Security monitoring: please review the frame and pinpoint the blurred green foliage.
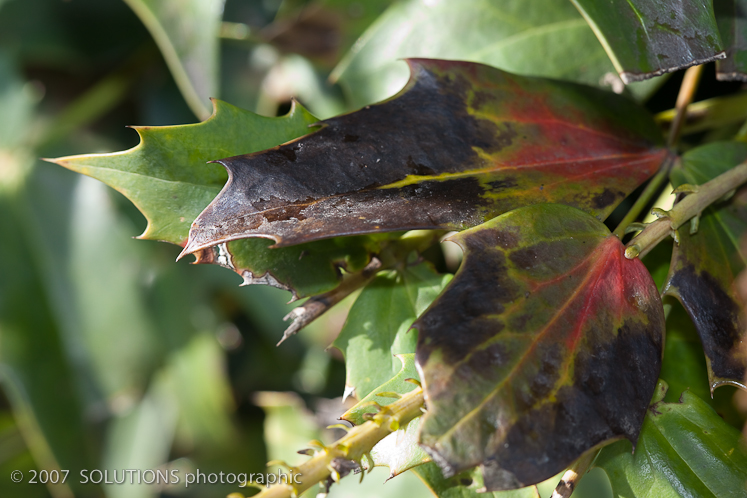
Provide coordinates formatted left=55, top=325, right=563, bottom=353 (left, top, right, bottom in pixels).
left=1, top=1, right=744, bottom=498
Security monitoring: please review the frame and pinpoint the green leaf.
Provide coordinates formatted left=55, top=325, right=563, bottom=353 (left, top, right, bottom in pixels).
left=331, top=0, right=638, bottom=110
left=342, top=354, right=421, bottom=425
left=663, top=141, right=747, bottom=390
left=369, top=417, right=432, bottom=478
left=183, top=59, right=666, bottom=254
left=715, top=0, right=747, bottom=81
left=415, top=203, right=665, bottom=491
left=52, top=100, right=377, bottom=298
left=333, top=264, right=451, bottom=403
left=123, top=0, right=225, bottom=119
left=570, top=0, right=725, bottom=83
left=413, top=462, right=540, bottom=498
left=595, top=380, right=747, bottom=498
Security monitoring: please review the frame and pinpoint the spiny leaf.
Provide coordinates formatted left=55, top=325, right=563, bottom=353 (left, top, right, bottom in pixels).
left=414, top=203, right=664, bottom=491
left=594, top=380, right=747, bottom=498
left=330, top=0, right=651, bottom=109
left=570, top=0, right=725, bottom=83
left=715, top=0, right=747, bottom=81
left=183, top=59, right=666, bottom=255
left=123, top=0, right=225, bottom=119
left=51, top=100, right=386, bottom=298
left=663, top=142, right=747, bottom=391
left=413, top=462, right=540, bottom=498
left=333, top=264, right=451, bottom=403
left=368, top=417, right=431, bottom=478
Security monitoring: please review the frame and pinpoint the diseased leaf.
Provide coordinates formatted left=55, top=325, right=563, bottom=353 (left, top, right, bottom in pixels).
left=414, top=203, right=665, bottom=490
left=663, top=142, right=747, bottom=390
left=595, top=380, right=747, bottom=498
left=571, top=0, right=725, bottom=83
left=52, top=100, right=383, bottom=298
left=334, top=264, right=451, bottom=403
left=123, top=0, right=225, bottom=119
left=715, top=0, right=747, bottom=81
left=413, top=462, right=540, bottom=498
left=330, top=0, right=658, bottom=110
left=183, top=59, right=666, bottom=255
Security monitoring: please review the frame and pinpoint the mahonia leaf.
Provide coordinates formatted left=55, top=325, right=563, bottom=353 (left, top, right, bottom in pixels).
left=715, top=0, right=747, bottom=81
left=414, top=203, right=664, bottom=491
left=181, top=59, right=666, bottom=256
left=51, top=100, right=386, bottom=298
left=333, top=263, right=451, bottom=402
left=594, top=380, right=747, bottom=497
left=571, top=0, right=725, bottom=83
left=413, top=462, right=540, bottom=498
left=663, top=142, right=747, bottom=391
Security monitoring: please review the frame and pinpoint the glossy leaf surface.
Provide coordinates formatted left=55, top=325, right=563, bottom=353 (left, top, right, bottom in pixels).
left=571, top=0, right=724, bottom=83
left=663, top=142, right=747, bottom=390
left=183, top=59, right=666, bottom=255
left=52, top=100, right=382, bottom=298
left=595, top=380, right=747, bottom=498
left=123, top=0, right=225, bottom=119
left=715, top=0, right=747, bottom=81
left=334, top=264, right=451, bottom=402
left=415, top=204, right=665, bottom=490
left=331, top=0, right=641, bottom=110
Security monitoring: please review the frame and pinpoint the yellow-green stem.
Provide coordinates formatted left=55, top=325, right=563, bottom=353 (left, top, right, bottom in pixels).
left=667, top=64, right=704, bottom=148
left=612, top=156, right=673, bottom=239
left=250, top=388, right=425, bottom=498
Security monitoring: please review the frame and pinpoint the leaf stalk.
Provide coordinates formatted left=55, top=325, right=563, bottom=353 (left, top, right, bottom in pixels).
left=250, top=388, right=425, bottom=498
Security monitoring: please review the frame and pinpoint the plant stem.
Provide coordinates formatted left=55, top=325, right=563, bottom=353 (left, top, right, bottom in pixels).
left=612, top=155, right=673, bottom=239
left=551, top=449, right=599, bottom=498
left=248, top=388, right=425, bottom=498
left=667, top=64, right=704, bottom=147
left=656, top=91, right=747, bottom=137
left=626, top=161, right=747, bottom=259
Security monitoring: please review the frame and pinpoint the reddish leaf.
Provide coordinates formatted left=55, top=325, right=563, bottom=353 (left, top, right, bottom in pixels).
left=414, top=204, right=664, bottom=491
left=180, top=59, right=665, bottom=256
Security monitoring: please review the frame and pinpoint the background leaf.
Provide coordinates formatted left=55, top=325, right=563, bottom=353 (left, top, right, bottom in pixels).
left=184, top=59, right=666, bottom=253
left=122, top=0, right=226, bottom=119
left=715, top=0, right=747, bottom=81
left=330, top=0, right=655, bottom=110
left=413, top=462, right=540, bottom=498
left=333, top=264, right=451, bottom=403
left=594, top=380, right=747, bottom=498
left=415, top=203, right=664, bottom=490
left=663, top=141, right=747, bottom=390
left=571, top=0, right=724, bottom=82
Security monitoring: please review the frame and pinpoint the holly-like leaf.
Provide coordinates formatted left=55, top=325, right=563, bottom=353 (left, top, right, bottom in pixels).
left=369, top=417, right=431, bottom=478
left=663, top=142, right=747, bottom=391
left=183, top=59, right=666, bottom=255
left=570, top=0, right=725, bottom=83
left=334, top=264, right=451, bottom=403
left=123, top=0, right=225, bottom=119
left=715, top=0, right=747, bottom=81
left=413, top=462, right=540, bottom=498
left=414, top=203, right=665, bottom=491
left=594, top=380, right=747, bottom=498
left=51, top=100, right=384, bottom=298
left=330, top=0, right=641, bottom=110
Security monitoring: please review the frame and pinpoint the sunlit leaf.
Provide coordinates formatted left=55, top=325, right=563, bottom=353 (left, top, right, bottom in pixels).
left=183, top=59, right=666, bottom=255
left=594, top=380, right=747, bottom=498
left=334, top=264, right=451, bottom=403
left=571, top=0, right=725, bottom=83
left=415, top=204, right=664, bottom=490
left=413, top=462, right=540, bottom=498
left=663, top=142, right=747, bottom=391
left=52, top=100, right=381, bottom=298
left=123, top=0, right=225, bottom=119
left=715, top=0, right=747, bottom=81
left=370, top=417, right=431, bottom=478
left=330, top=0, right=653, bottom=110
